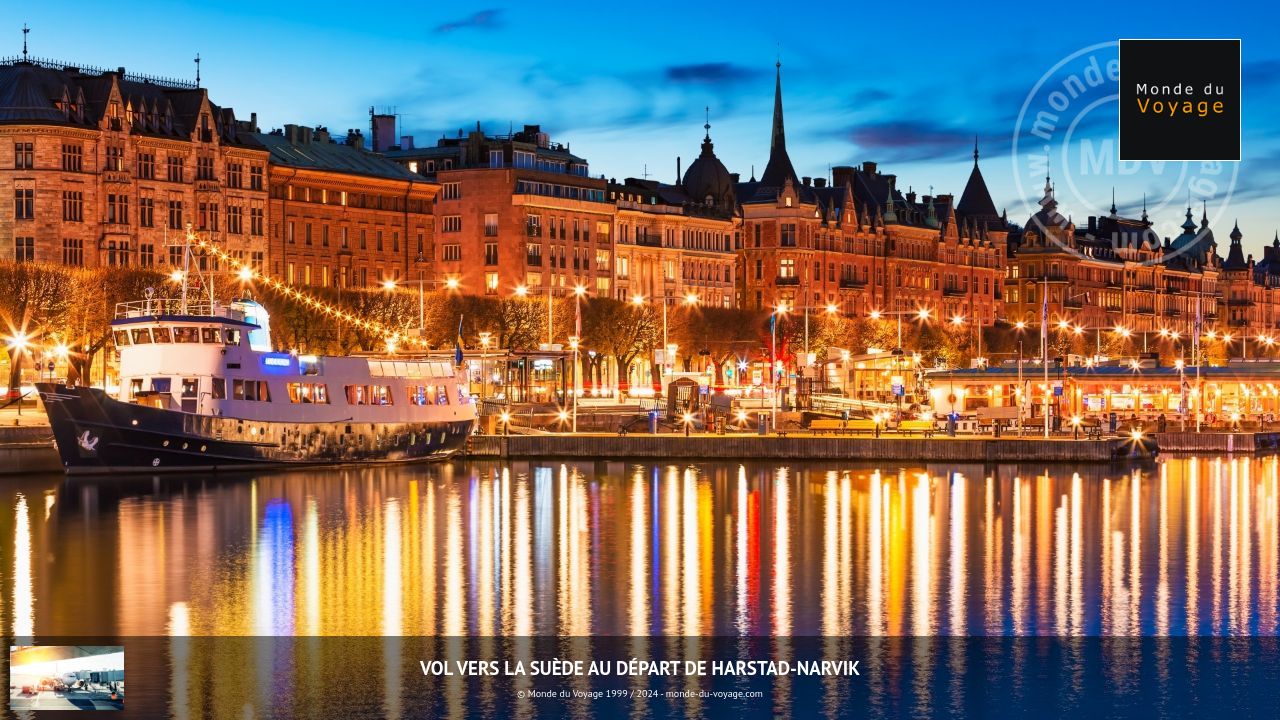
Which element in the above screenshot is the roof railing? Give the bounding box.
[0,56,198,89]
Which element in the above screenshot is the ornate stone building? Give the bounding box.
[0,57,269,269]
[735,64,1008,329]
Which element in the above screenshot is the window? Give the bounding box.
[166,155,183,182]
[345,384,393,405]
[781,223,797,247]
[133,328,155,346]
[212,378,226,399]
[250,165,264,190]
[140,197,155,228]
[615,255,629,279]
[227,163,243,188]
[287,382,329,404]
[227,205,243,234]
[105,144,124,171]
[137,153,155,179]
[442,216,462,233]
[106,240,130,267]
[484,242,498,265]
[14,188,33,219]
[250,206,264,236]
[485,272,498,294]
[443,244,461,261]
[61,143,83,171]
[442,182,461,200]
[489,150,503,168]
[196,154,214,180]
[107,193,129,224]
[14,142,33,169]
[779,258,795,278]
[173,327,199,343]
[484,213,498,237]
[304,223,313,245]
[168,199,183,229]
[232,379,272,402]
[61,239,83,265]
[139,244,155,267]
[595,249,610,270]
[527,243,542,266]
[14,237,34,262]
[61,191,84,222]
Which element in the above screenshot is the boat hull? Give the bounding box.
[37,384,474,475]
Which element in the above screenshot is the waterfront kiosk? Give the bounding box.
[926,361,1280,429]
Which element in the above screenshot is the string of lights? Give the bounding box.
[191,239,430,351]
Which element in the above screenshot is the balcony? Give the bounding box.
[526,256,542,267]
[1164,308,1181,317]
[636,236,662,248]
[942,287,966,297]
[838,277,866,289]
[1135,307,1155,315]
[526,225,542,237]
[776,275,800,286]
[1228,298,1254,307]
[196,180,220,193]
[103,170,130,184]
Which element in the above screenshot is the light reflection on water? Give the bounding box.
[2,456,1280,639]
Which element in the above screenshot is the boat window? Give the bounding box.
[436,385,449,405]
[287,382,329,404]
[345,384,393,405]
[212,378,226,399]
[152,327,173,343]
[174,327,199,343]
[131,328,153,344]
[151,377,172,393]
[113,330,130,347]
[201,327,220,343]
[224,329,241,346]
[128,378,143,399]
[457,386,470,405]
[407,385,430,406]
[181,378,199,398]
[298,356,319,376]
[232,379,271,402]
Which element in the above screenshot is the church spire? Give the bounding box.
[759,60,799,188]
[957,136,999,222]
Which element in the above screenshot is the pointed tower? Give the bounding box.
[759,61,799,188]
[956,138,999,221]
[1224,221,1247,270]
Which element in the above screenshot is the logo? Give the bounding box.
[76,430,99,453]
[1119,39,1241,161]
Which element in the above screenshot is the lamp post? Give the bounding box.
[771,302,788,418]
[478,331,492,405]
[868,307,931,355]
[570,285,586,433]
[569,335,580,433]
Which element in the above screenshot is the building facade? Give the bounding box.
[251,124,437,291]
[0,58,269,270]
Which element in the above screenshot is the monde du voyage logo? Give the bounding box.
[1119,39,1241,161]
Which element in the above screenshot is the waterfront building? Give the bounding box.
[249,124,437,290]
[0,56,268,269]
[734,64,1008,329]
[384,124,613,299]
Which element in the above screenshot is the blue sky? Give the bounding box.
[17,1,1280,254]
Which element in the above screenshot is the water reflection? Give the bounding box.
[3,457,1280,639]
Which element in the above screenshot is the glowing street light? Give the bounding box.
[951,314,966,327]
[237,266,255,282]
[1014,320,1027,331]
[382,279,397,291]
[514,285,529,298]
[169,270,185,283]
[445,277,460,291]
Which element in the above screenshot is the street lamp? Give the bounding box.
[237,266,255,282]
[569,334,580,433]
[771,302,789,418]
[478,331,492,405]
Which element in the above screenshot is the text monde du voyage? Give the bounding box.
[420,659,861,677]
[1134,82,1228,117]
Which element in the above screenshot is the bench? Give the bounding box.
[897,420,936,437]
[807,418,880,435]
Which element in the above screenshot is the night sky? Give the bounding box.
[16,1,1280,253]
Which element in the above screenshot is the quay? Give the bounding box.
[466,433,1143,463]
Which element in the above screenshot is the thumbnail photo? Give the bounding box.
[8,646,124,711]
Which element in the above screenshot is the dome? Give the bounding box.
[682,127,735,210]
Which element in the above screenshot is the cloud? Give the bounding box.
[1245,60,1280,90]
[435,9,503,33]
[848,120,988,162]
[849,88,891,106]
[664,63,762,85]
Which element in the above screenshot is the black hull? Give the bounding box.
[37,384,474,475]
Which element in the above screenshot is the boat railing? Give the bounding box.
[115,299,245,321]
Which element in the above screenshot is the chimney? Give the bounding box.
[313,126,330,143]
[814,178,827,188]
[906,189,917,204]
[346,128,364,148]
[371,112,396,152]
[863,161,878,175]
[400,135,414,150]
[250,112,258,132]
[117,66,126,75]
[802,176,811,186]
[283,123,300,143]
[1088,216,1097,233]
[832,166,854,188]
[676,156,681,185]
[730,173,740,183]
